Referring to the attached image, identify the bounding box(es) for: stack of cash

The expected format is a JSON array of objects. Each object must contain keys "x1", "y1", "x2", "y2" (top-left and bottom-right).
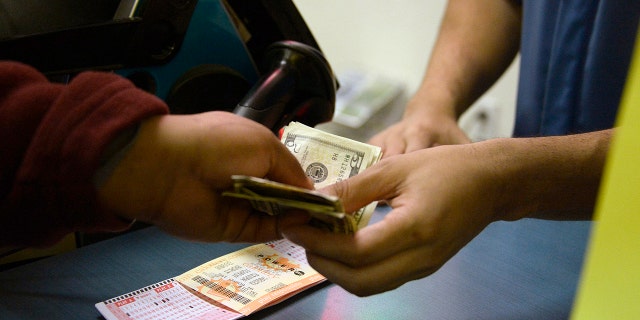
[{"x1": 223, "y1": 122, "x2": 382, "y2": 234}]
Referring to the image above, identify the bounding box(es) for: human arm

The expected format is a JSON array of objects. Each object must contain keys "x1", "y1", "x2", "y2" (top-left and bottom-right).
[
  {"x1": 0, "y1": 61, "x2": 312, "y2": 247},
  {"x1": 97, "y1": 111, "x2": 313, "y2": 244},
  {"x1": 282, "y1": 130, "x2": 611, "y2": 296},
  {"x1": 0, "y1": 61, "x2": 169, "y2": 247},
  {"x1": 370, "y1": 0, "x2": 522, "y2": 156}
]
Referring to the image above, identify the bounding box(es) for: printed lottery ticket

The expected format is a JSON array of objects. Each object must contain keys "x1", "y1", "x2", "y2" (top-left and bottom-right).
[
  {"x1": 95, "y1": 278, "x2": 243, "y2": 320},
  {"x1": 175, "y1": 240, "x2": 325, "y2": 315},
  {"x1": 96, "y1": 240, "x2": 325, "y2": 319}
]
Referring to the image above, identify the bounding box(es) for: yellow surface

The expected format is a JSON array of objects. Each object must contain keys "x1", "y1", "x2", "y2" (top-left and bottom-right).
[{"x1": 571, "y1": 30, "x2": 640, "y2": 319}]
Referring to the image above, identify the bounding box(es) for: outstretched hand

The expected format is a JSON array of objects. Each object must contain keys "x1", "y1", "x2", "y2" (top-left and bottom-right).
[
  {"x1": 98, "y1": 111, "x2": 313, "y2": 243},
  {"x1": 368, "y1": 103, "x2": 470, "y2": 158},
  {"x1": 282, "y1": 143, "x2": 499, "y2": 296}
]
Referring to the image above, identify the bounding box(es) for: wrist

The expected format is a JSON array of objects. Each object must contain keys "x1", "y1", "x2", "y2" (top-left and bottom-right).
[
  {"x1": 94, "y1": 125, "x2": 141, "y2": 228},
  {"x1": 94, "y1": 125, "x2": 140, "y2": 188},
  {"x1": 477, "y1": 138, "x2": 534, "y2": 222},
  {"x1": 405, "y1": 88, "x2": 460, "y2": 121}
]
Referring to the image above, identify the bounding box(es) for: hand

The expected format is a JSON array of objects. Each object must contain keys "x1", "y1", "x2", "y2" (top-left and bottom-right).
[
  {"x1": 368, "y1": 101, "x2": 471, "y2": 158},
  {"x1": 98, "y1": 111, "x2": 313, "y2": 243},
  {"x1": 282, "y1": 143, "x2": 500, "y2": 296}
]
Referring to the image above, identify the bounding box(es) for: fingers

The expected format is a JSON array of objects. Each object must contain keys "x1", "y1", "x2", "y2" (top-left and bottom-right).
[
  {"x1": 319, "y1": 161, "x2": 397, "y2": 213},
  {"x1": 369, "y1": 115, "x2": 472, "y2": 158},
  {"x1": 277, "y1": 210, "x2": 312, "y2": 237},
  {"x1": 380, "y1": 140, "x2": 407, "y2": 158},
  {"x1": 180, "y1": 198, "x2": 310, "y2": 243},
  {"x1": 369, "y1": 128, "x2": 438, "y2": 158},
  {"x1": 304, "y1": 244, "x2": 440, "y2": 296},
  {"x1": 200, "y1": 112, "x2": 312, "y2": 190},
  {"x1": 444, "y1": 127, "x2": 472, "y2": 145},
  {"x1": 282, "y1": 205, "x2": 420, "y2": 268},
  {"x1": 265, "y1": 139, "x2": 314, "y2": 189},
  {"x1": 226, "y1": 116, "x2": 311, "y2": 189},
  {"x1": 368, "y1": 128, "x2": 408, "y2": 158},
  {"x1": 282, "y1": 219, "x2": 441, "y2": 297},
  {"x1": 404, "y1": 137, "x2": 435, "y2": 153}
]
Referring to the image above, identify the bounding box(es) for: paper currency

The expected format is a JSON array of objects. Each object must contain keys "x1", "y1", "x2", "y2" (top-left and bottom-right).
[
  {"x1": 280, "y1": 122, "x2": 382, "y2": 231},
  {"x1": 223, "y1": 122, "x2": 382, "y2": 234},
  {"x1": 224, "y1": 175, "x2": 343, "y2": 215},
  {"x1": 223, "y1": 175, "x2": 356, "y2": 233}
]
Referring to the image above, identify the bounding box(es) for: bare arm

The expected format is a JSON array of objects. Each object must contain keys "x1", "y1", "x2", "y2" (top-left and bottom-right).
[
  {"x1": 283, "y1": 129, "x2": 611, "y2": 296},
  {"x1": 492, "y1": 129, "x2": 612, "y2": 221},
  {"x1": 98, "y1": 111, "x2": 313, "y2": 243},
  {"x1": 370, "y1": 0, "x2": 522, "y2": 156},
  {"x1": 413, "y1": 0, "x2": 522, "y2": 117}
]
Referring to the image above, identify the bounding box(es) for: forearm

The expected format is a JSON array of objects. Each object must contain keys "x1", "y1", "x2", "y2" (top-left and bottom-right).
[
  {"x1": 483, "y1": 129, "x2": 613, "y2": 221},
  {"x1": 409, "y1": 0, "x2": 522, "y2": 118},
  {"x1": 0, "y1": 62, "x2": 168, "y2": 247}
]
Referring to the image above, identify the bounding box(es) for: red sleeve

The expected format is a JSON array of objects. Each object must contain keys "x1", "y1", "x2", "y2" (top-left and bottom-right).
[{"x1": 0, "y1": 61, "x2": 169, "y2": 247}]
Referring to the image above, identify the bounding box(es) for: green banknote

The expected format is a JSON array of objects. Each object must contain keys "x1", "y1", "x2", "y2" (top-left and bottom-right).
[
  {"x1": 223, "y1": 175, "x2": 356, "y2": 234},
  {"x1": 223, "y1": 122, "x2": 382, "y2": 234}
]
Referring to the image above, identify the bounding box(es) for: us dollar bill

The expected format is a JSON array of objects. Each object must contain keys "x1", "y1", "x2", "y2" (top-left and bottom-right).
[
  {"x1": 281, "y1": 122, "x2": 382, "y2": 232},
  {"x1": 223, "y1": 122, "x2": 382, "y2": 234},
  {"x1": 223, "y1": 175, "x2": 356, "y2": 233}
]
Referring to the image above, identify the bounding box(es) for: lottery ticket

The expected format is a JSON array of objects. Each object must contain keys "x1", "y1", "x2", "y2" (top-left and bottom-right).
[
  {"x1": 175, "y1": 239, "x2": 325, "y2": 316},
  {"x1": 96, "y1": 240, "x2": 325, "y2": 319},
  {"x1": 95, "y1": 278, "x2": 243, "y2": 320}
]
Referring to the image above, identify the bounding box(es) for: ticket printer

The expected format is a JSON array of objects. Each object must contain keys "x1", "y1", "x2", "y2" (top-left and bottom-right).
[{"x1": 0, "y1": 0, "x2": 338, "y2": 132}]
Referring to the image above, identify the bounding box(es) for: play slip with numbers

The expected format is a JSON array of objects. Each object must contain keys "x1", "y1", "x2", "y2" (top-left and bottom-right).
[{"x1": 95, "y1": 239, "x2": 325, "y2": 319}]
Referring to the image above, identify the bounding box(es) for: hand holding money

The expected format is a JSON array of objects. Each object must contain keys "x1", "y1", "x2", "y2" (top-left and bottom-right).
[
  {"x1": 224, "y1": 122, "x2": 382, "y2": 234},
  {"x1": 97, "y1": 125, "x2": 381, "y2": 319}
]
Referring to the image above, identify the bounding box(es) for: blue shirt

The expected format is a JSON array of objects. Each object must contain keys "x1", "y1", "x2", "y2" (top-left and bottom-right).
[{"x1": 514, "y1": 0, "x2": 640, "y2": 137}]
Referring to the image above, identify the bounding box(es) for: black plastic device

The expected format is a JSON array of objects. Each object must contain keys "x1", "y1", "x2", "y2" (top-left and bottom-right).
[{"x1": 234, "y1": 40, "x2": 337, "y2": 133}]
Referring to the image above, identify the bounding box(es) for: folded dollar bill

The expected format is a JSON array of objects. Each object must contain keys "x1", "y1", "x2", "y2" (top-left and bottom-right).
[
  {"x1": 281, "y1": 122, "x2": 382, "y2": 232},
  {"x1": 224, "y1": 175, "x2": 342, "y2": 215},
  {"x1": 223, "y1": 122, "x2": 382, "y2": 234},
  {"x1": 223, "y1": 175, "x2": 357, "y2": 233}
]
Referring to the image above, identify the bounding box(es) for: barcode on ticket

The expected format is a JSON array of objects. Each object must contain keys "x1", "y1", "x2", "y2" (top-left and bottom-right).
[{"x1": 191, "y1": 275, "x2": 252, "y2": 305}]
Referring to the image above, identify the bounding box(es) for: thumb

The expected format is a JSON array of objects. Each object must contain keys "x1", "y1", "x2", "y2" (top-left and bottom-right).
[
  {"x1": 319, "y1": 163, "x2": 395, "y2": 213},
  {"x1": 265, "y1": 142, "x2": 314, "y2": 189}
]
